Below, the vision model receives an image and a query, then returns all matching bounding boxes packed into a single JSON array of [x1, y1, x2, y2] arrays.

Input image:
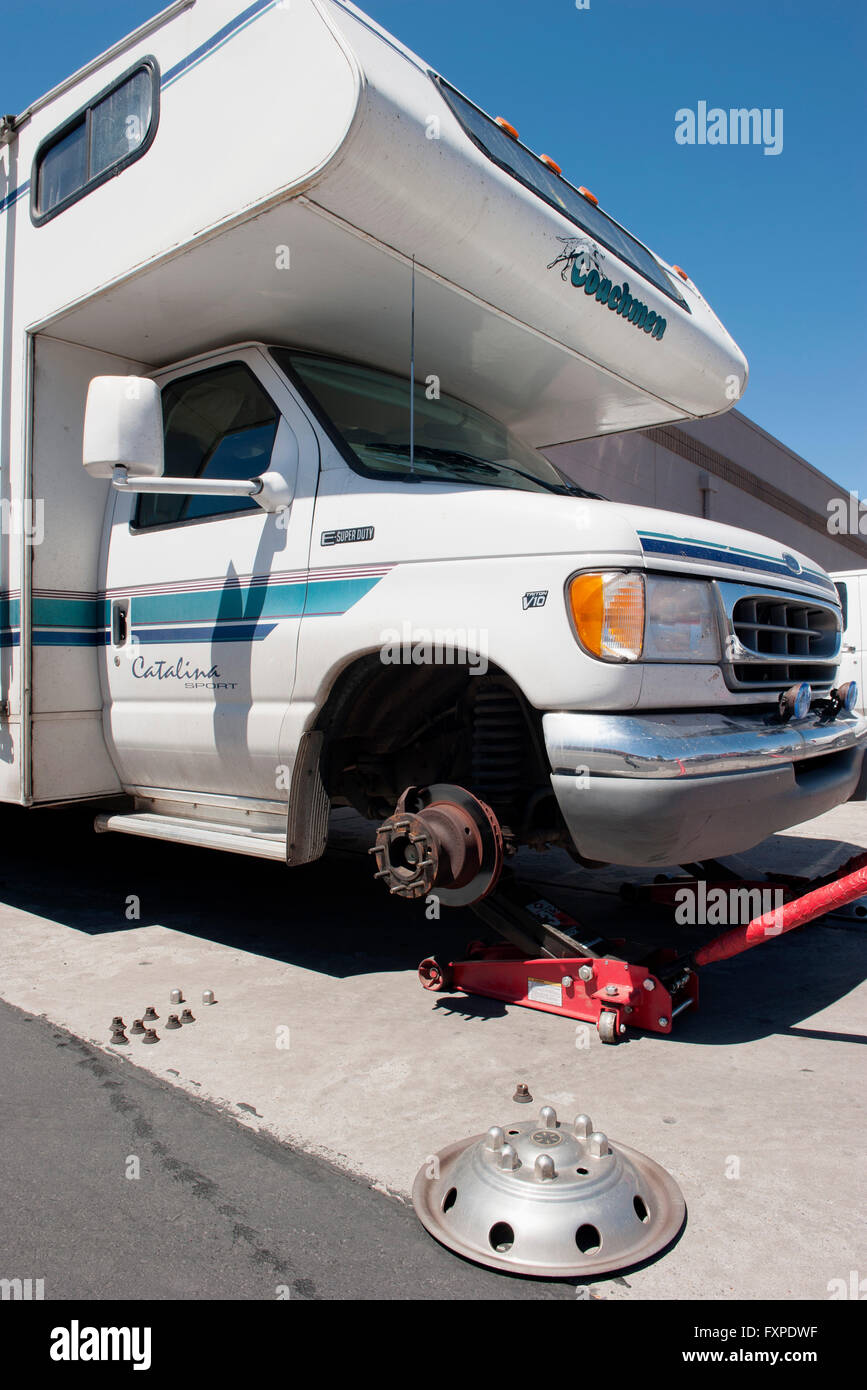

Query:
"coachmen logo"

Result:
[[548, 238, 667, 342]]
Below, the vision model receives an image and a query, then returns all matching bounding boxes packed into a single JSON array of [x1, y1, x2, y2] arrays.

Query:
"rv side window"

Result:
[[133, 363, 279, 530], [32, 59, 158, 223], [836, 582, 848, 629]]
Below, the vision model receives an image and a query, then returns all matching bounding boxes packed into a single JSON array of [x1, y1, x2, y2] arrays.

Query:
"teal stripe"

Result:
[[132, 581, 307, 624], [33, 597, 103, 628], [304, 577, 381, 615], [0, 597, 21, 627], [0, 571, 383, 637]]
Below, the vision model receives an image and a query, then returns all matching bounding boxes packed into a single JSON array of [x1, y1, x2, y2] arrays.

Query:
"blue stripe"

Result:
[[134, 623, 276, 643], [161, 0, 278, 88], [638, 533, 835, 592], [0, 628, 104, 648], [0, 181, 29, 214], [33, 629, 107, 646]]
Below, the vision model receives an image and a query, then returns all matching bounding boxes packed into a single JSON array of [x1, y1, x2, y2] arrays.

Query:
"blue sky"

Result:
[[3, 0, 865, 490]]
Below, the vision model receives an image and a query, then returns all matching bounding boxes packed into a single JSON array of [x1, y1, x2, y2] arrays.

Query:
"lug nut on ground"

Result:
[[165, 1014, 182, 1030], [143, 1007, 159, 1024], [512, 1083, 532, 1103], [130, 1019, 145, 1035], [142, 1028, 159, 1044], [180, 1009, 195, 1024], [202, 990, 216, 1005]]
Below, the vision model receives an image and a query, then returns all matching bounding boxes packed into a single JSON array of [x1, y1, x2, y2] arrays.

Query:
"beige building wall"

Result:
[[546, 409, 867, 575]]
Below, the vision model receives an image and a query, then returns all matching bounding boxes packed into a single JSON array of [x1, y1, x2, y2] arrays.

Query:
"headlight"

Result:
[[568, 572, 720, 663], [643, 575, 721, 661]]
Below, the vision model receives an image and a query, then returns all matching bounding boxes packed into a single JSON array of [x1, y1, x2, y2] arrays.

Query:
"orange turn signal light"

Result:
[[495, 117, 520, 141], [569, 572, 644, 662]]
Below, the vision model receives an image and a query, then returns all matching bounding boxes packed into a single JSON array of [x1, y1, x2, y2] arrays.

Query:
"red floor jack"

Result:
[[371, 783, 867, 1043]]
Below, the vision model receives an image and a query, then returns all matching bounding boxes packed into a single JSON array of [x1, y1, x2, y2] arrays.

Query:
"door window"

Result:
[[134, 362, 279, 529]]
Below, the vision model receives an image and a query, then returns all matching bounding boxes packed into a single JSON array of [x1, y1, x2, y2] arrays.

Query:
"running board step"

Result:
[[94, 811, 287, 860]]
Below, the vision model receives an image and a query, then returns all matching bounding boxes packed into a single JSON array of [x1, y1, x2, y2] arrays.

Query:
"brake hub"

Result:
[[413, 1104, 685, 1277], [371, 783, 504, 905]]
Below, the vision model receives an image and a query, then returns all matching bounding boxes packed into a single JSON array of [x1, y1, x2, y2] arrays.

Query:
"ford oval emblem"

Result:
[[783, 552, 801, 574]]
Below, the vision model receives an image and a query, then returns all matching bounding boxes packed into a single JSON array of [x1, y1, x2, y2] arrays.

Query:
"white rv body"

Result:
[[0, 0, 864, 867]]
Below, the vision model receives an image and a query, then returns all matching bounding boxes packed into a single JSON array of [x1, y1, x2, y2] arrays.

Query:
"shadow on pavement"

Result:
[[0, 801, 864, 1048]]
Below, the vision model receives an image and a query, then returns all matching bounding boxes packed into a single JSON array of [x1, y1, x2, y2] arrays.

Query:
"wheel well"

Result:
[[313, 654, 566, 846]]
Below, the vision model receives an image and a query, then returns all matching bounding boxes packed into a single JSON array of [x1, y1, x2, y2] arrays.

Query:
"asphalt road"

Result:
[[0, 998, 582, 1301]]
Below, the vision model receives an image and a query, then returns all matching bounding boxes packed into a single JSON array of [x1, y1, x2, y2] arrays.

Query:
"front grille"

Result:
[[723, 587, 840, 691]]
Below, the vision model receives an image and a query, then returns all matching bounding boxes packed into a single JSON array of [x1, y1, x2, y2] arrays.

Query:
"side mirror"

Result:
[[254, 416, 298, 513], [83, 376, 164, 480]]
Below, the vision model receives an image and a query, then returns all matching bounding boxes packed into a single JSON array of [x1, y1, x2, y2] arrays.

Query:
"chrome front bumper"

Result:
[[544, 709, 867, 866], [544, 709, 867, 780]]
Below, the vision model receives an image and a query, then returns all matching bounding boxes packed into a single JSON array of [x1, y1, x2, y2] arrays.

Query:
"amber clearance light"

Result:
[[494, 117, 520, 140]]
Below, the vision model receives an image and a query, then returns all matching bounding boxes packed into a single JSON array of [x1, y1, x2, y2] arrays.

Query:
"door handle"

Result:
[[111, 599, 130, 646]]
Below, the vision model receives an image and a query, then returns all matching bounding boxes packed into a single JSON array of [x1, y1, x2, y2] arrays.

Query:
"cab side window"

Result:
[[134, 362, 278, 529]]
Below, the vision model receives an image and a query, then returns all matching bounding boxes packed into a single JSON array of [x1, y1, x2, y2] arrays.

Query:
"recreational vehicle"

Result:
[[0, 0, 864, 890]]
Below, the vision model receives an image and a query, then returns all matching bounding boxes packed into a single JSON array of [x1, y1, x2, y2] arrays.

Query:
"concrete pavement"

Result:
[[0, 798, 864, 1299]]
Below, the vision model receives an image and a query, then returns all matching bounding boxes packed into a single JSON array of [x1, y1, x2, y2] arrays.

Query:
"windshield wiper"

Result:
[[365, 443, 575, 495], [369, 444, 498, 475]]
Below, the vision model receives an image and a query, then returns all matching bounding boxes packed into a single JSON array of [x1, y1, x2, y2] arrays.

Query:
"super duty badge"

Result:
[[321, 526, 375, 546]]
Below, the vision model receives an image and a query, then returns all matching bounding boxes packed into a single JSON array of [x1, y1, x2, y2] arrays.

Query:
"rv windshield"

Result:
[[272, 351, 595, 498]]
